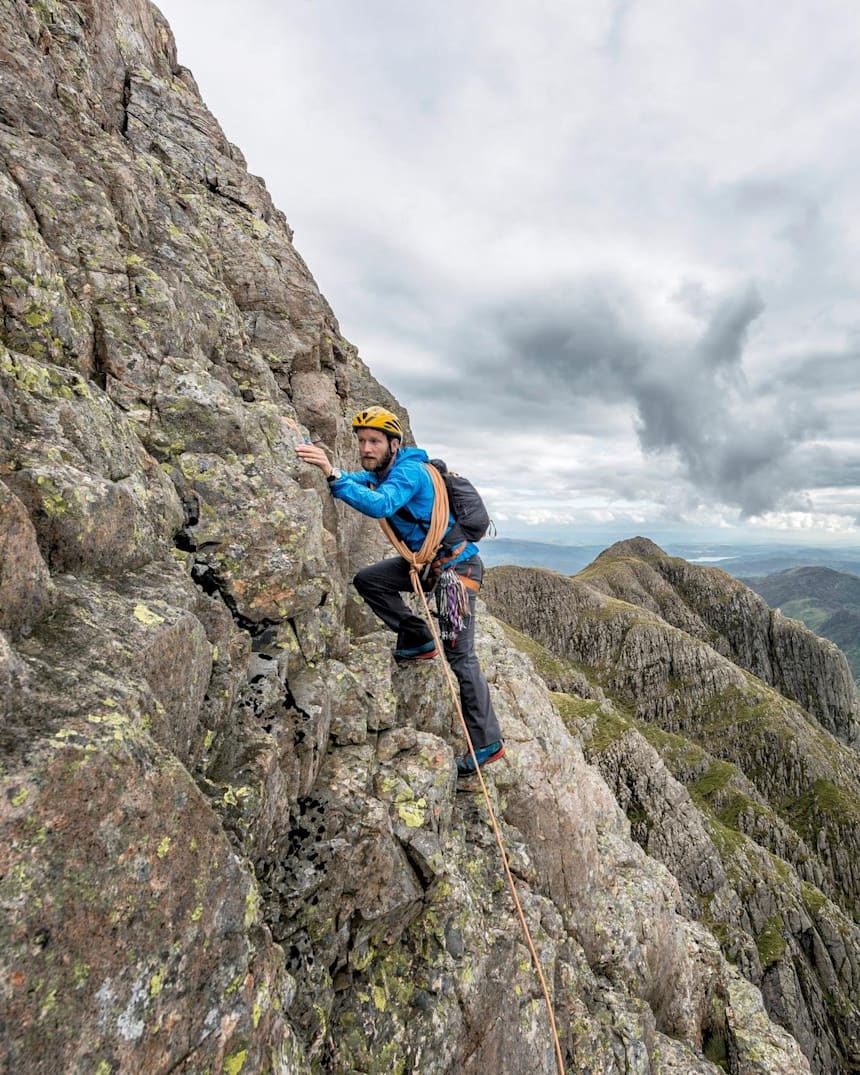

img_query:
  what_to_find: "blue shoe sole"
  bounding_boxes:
[456,742,505,776]
[393,644,438,662]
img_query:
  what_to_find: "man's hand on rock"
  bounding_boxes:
[294,441,334,478]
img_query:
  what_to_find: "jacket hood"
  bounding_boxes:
[394,446,429,465]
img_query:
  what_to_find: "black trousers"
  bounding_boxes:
[353,555,502,750]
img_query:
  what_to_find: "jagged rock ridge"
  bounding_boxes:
[0,1,843,1072]
[483,541,860,1073]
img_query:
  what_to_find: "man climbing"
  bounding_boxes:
[295,406,504,776]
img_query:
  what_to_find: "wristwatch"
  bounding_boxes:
[326,468,342,483]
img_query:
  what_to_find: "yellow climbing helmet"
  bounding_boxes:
[351,405,403,438]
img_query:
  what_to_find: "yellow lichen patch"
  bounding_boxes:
[222,784,252,806]
[224,1048,247,1075]
[35,475,66,516]
[39,988,58,1019]
[24,308,52,328]
[396,798,428,829]
[133,603,165,627]
[85,712,130,742]
[156,837,171,859]
[10,786,29,807]
[149,964,167,997]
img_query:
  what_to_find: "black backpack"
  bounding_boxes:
[392,458,494,546]
[428,458,492,544]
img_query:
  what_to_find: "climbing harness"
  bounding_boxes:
[378,467,567,1075]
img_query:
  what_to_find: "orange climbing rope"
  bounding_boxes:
[378,466,567,1075]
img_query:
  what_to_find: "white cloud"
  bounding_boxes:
[156,0,860,546]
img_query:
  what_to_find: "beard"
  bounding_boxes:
[361,442,394,474]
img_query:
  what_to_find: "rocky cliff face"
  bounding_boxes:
[742,566,860,686]
[0,2,847,1073]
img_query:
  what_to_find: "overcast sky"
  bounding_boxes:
[156,0,860,546]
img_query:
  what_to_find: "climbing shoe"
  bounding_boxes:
[393,640,438,662]
[456,740,505,776]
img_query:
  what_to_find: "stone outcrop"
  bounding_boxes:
[0,1,849,1072]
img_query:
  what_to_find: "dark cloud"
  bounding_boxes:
[392,280,830,517]
[696,284,764,370]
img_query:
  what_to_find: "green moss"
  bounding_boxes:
[717,792,773,831]
[689,760,736,802]
[785,779,860,836]
[590,709,632,752]
[756,915,786,967]
[637,721,708,771]
[626,803,648,825]
[707,816,749,858]
[549,691,600,720]
[698,686,767,735]
[501,622,582,681]
[801,880,828,915]
[703,1027,730,1071]
[549,691,605,736]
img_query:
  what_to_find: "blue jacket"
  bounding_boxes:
[328,446,477,565]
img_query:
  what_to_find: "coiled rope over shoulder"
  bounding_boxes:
[377,461,451,572]
[377,464,567,1075]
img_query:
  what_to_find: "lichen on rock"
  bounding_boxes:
[0,0,842,1071]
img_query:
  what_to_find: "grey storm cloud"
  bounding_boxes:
[407,282,823,517]
[696,284,764,370]
[157,0,860,537]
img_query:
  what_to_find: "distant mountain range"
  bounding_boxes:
[483,536,860,1072]
[742,566,860,684]
[480,536,860,579]
[480,538,860,686]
